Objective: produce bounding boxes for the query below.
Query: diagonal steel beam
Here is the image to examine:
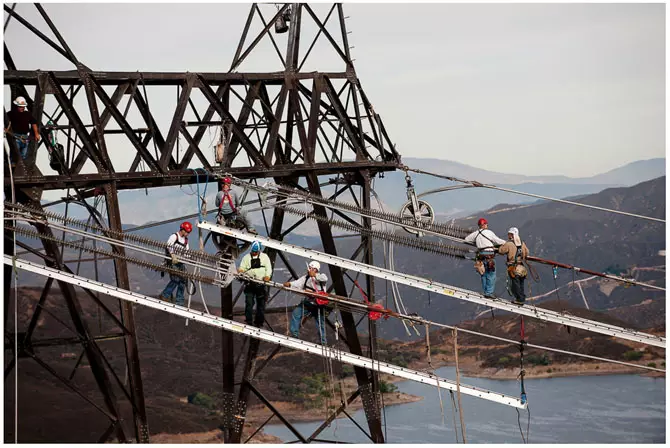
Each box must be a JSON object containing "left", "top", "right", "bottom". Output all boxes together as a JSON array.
[
  {"left": 72, "top": 83, "right": 129, "bottom": 174},
  {"left": 161, "top": 74, "right": 195, "bottom": 169},
  {"left": 3, "top": 4, "right": 73, "bottom": 63},
  {"left": 34, "top": 3, "right": 79, "bottom": 64},
  {"left": 80, "top": 68, "right": 114, "bottom": 172},
  {"left": 132, "top": 89, "right": 178, "bottom": 170},
  {"left": 307, "top": 388, "right": 362, "bottom": 442},
  {"left": 303, "top": 4, "right": 351, "bottom": 68},
  {"left": 178, "top": 83, "right": 229, "bottom": 169},
  {"left": 179, "top": 125, "right": 213, "bottom": 171},
  {"left": 197, "top": 76, "right": 268, "bottom": 168},
  {"left": 89, "top": 75, "right": 162, "bottom": 173},
  {"left": 322, "top": 77, "right": 370, "bottom": 161},
  {"left": 223, "top": 80, "right": 262, "bottom": 167},
  {"left": 230, "top": 4, "right": 290, "bottom": 72},
  {"left": 246, "top": 380, "right": 307, "bottom": 443},
  {"left": 261, "top": 83, "right": 288, "bottom": 164},
  {"left": 45, "top": 71, "right": 108, "bottom": 171}
]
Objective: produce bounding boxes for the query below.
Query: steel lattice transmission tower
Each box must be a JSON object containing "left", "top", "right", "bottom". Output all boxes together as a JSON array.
[{"left": 4, "top": 3, "right": 400, "bottom": 443}]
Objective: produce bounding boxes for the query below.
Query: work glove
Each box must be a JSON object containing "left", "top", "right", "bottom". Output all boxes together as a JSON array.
[
  {"left": 283, "top": 281, "right": 291, "bottom": 287},
  {"left": 263, "top": 276, "right": 271, "bottom": 282},
  {"left": 171, "top": 254, "right": 178, "bottom": 265}
]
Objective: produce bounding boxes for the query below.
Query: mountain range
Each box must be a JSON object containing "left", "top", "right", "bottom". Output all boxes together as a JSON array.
[{"left": 46, "top": 157, "right": 665, "bottom": 226}]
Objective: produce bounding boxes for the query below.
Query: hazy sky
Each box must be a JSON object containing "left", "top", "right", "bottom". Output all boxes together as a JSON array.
[{"left": 3, "top": 2, "right": 665, "bottom": 178}]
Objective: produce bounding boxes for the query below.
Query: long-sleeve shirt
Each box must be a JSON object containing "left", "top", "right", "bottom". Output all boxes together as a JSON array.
[
  {"left": 238, "top": 252, "right": 272, "bottom": 280},
  {"left": 166, "top": 232, "right": 189, "bottom": 254},
  {"left": 287, "top": 273, "right": 328, "bottom": 293},
  {"left": 497, "top": 241, "right": 529, "bottom": 265},
  {"left": 464, "top": 229, "right": 506, "bottom": 253},
  {"left": 215, "top": 190, "right": 240, "bottom": 215}
]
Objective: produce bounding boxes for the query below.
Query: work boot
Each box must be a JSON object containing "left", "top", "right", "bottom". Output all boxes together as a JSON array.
[
  {"left": 511, "top": 299, "right": 525, "bottom": 306},
  {"left": 159, "top": 294, "right": 174, "bottom": 303},
  {"left": 248, "top": 228, "right": 258, "bottom": 235}
]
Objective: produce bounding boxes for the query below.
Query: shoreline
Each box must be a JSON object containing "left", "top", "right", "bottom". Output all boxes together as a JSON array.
[
  {"left": 398, "top": 354, "right": 665, "bottom": 381},
  {"left": 245, "top": 391, "right": 423, "bottom": 426}
]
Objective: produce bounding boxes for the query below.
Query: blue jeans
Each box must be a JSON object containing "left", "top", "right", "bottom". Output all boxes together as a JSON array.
[
  {"left": 481, "top": 268, "right": 496, "bottom": 296},
  {"left": 160, "top": 263, "right": 186, "bottom": 305},
  {"left": 290, "top": 299, "right": 327, "bottom": 345},
  {"left": 15, "top": 134, "right": 28, "bottom": 159}
]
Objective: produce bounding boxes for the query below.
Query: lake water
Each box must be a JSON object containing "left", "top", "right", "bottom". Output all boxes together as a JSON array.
[{"left": 264, "top": 366, "right": 665, "bottom": 443}]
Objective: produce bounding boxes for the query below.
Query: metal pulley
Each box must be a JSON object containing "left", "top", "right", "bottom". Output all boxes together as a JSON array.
[{"left": 400, "top": 171, "right": 435, "bottom": 237}]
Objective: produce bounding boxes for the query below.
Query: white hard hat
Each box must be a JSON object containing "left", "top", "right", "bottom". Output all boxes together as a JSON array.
[
  {"left": 508, "top": 227, "right": 519, "bottom": 236},
  {"left": 308, "top": 261, "right": 321, "bottom": 271},
  {"left": 13, "top": 96, "right": 28, "bottom": 110}
]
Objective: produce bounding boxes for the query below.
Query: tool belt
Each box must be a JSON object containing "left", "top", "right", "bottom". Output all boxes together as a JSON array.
[
  {"left": 474, "top": 253, "right": 496, "bottom": 274},
  {"left": 507, "top": 263, "right": 528, "bottom": 279},
  {"left": 244, "top": 280, "right": 267, "bottom": 296}
]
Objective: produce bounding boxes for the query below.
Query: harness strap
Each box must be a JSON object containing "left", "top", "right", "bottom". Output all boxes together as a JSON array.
[{"left": 219, "top": 191, "right": 237, "bottom": 214}]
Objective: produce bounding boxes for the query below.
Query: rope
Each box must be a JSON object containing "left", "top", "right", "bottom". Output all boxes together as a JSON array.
[
  {"left": 425, "top": 324, "right": 446, "bottom": 426},
  {"left": 449, "top": 391, "right": 460, "bottom": 443},
  {"left": 452, "top": 328, "right": 467, "bottom": 443},
  {"left": 516, "top": 316, "right": 530, "bottom": 443},
  {"left": 401, "top": 165, "right": 665, "bottom": 223},
  {"left": 5, "top": 138, "right": 19, "bottom": 443}
]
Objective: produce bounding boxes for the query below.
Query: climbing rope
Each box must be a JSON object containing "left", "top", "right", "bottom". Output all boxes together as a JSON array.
[
  {"left": 452, "top": 328, "right": 467, "bottom": 443},
  {"left": 516, "top": 316, "right": 530, "bottom": 443},
  {"left": 425, "top": 324, "right": 446, "bottom": 427},
  {"left": 5, "top": 138, "right": 19, "bottom": 443},
  {"left": 449, "top": 391, "right": 461, "bottom": 443}
]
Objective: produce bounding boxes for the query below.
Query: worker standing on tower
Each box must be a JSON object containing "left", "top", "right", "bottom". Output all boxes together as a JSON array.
[
  {"left": 159, "top": 222, "right": 192, "bottom": 306},
  {"left": 498, "top": 227, "right": 530, "bottom": 305},
  {"left": 284, "top": 261, "right": 330, "bottom": 345},
  {"left": 5, "top": 96, "right": 40, "bottom": 160},
  {"left": 238, "top": 240, "right": 273, "bottom": 327},
  {"left": 215, "top": 176, "right": 257, "bottom": 234},
  {"left": 464, "top": 218, "right": 506, "bottom": 298}
]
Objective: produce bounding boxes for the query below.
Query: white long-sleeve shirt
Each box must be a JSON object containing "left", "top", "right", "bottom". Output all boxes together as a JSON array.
[
  {"left": 287, "top": 273, "right": 328, "bottom": 293},
  {"left": 166, "top": 232, "right": 189, "bottom": 254},
  {"left": 464, "top": 229, "right": 505, "bottom": 253}
]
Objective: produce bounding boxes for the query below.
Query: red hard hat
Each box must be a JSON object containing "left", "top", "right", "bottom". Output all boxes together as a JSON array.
[
  {"left": 477, "top": 218, "right": 488, "bottom": 226},
  {"left": 223, "top": 177, "right": 232, "bottom": 185},
  {"left": 180, "top": 222, "right": 193, "bottom": 233}
]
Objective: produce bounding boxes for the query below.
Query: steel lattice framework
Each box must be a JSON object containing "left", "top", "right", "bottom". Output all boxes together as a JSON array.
[{"left": 4, "top": 3, "right": 401, "bottom": 443}]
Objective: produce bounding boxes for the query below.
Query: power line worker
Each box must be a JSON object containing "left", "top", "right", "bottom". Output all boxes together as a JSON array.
[
  {"left": 215, "top": 177, "right": 257, "bottom": 234},
  {"left": 464, "top": 218, "right": 506, "bottom": 298},
  {"left": 284, "top": 261, "right": 330, "bottom": 345},
  {"left": 159, "top": 221, "right": 192, "bottom": 306},
  {"left": 5, "top": 96, "right": 40, "bottom": 160},
  {"left": 237, "top": 240, "right": 272, "bottom": 327},
  {"left": 498, "top": 227, "right": 530, "bottom": 305}
]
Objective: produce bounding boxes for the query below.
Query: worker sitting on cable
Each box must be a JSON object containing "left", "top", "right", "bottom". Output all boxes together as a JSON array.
[
  {"left": 283, "top": 261, "right": 330, "bottom": 345},
  {"left": 158, "top": 221, "right": 192, "bottom": 306},
  {"left": 464, "top": 218, "right": 506, "bottom": 298},
  {"left": 5, "top": 96, "right": 40, "bottom": 161},
  {"left": 215, "top": 176, "right": 257, "bottom": 234},
  {"left": 238, "top": 240, "right": 272, "bottom": 327},
  {"left": 498, "top": 227, "right": 529, "bottom": 305}
]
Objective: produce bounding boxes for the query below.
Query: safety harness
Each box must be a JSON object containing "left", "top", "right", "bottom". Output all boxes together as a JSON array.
[
  {"left": 165, "top": 233, "right": 188, "bottom": 260},
  {"left": 218, "top": 190, "right": 237, "bottom": 215}
]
